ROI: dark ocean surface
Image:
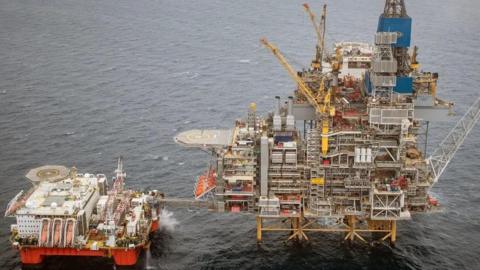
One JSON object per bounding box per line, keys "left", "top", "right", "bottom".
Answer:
{"left": 1, "top": 0, "right": 479, "bottom": 269}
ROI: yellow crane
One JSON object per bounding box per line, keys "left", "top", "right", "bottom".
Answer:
{"left": 260, "top": 38, "right": 323, "bottom": 113}
{"left": 303, "top": 3, "right": 327, "bottom": 71}
{"left": 331, "top": 46, "right": 343, "bottom": 73}
{"left": 410, "top": 45, "right": 419, "bottom": 71}
{"left": 260, "top": 38, "right": 333, "bottom": 156}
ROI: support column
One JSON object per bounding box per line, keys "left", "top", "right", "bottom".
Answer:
{"left": 287, "top": 216, "right": 308, "bottom": 241}
{"left": 344, "top": 215, "right": 355, "bottom": 241}
{"left": 290, "top": 218, "right": 296, "bottom": 238}
{"left": 296, "top": 217, "right": 303, "bottom": 241}
{"left": 260, "top": 136, "right": 269, "bottom": 197}
{"left": 391, "top": 220, "right": 397, "bottom": 244}
{"left": 344, "top": 215, "right": 366, "bottom": 243}
{"left": 256, "top": 216, "right": 262, "bottom": 242}
{"left": 304, "top": 120, "right": 307, "bottom": 139}
{"left": 350, "top": 216, "right": 355, "bottom": 241}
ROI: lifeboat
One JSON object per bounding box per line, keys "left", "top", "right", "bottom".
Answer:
{"left": 63, "top": 218, "right": 76, "bottom": 247}
{"left": 194, "top": 169, "right": 216, "bottom": 200}
{"left": 4, "top": 188, "right": 35, "bottom": 217}
{"left": 38, "top": 218, "right": 51, "bottom": 247}
{"left": 52, "top": 218, "right": 64, "bottom": 247}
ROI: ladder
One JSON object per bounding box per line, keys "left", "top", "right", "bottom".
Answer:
{"left": 428, "top": 97, "right": 480, "bottom": 183}
{"left": 306, "top": 128, "right": 321, "bottom": 169}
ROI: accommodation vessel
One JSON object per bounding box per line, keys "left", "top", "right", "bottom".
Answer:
{"left": 5, "top": 158, "right": 163, "bottom": 266}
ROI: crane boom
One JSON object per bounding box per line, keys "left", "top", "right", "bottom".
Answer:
{"left": 410, "top": 45, "right": 419, "bottom": 71}
{"left": 428, "top": 96, "right": 480, "bottom": 183}
{"left": 303, "top": 3, "right": 327, "bottom": 70}
{"left": 261, "top": 37, "right": 334, "bottom": 157}
{"left": 303, "top": 3, "right": 322, "bottom": 42}
{"left": 260, "top": 38, "right": 323, "bottom": 113}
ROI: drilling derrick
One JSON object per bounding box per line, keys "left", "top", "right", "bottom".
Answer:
{"left": 368, "top": 0, "right": 412, "bottom": 100}
{"left": 175, "top": 1, "right": 478, "bottom": 245}
{"left": 381, "top": 0, "right": 411, "bottom": 76}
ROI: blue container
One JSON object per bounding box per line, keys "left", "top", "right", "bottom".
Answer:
{"left": 274, "top": 135, "right": 292, "bottom": 144}
{"left": 364, "top": 71, "right": 373, "bottom": 94}
{"left": 394, "top": 76, "right": 413, "bottom": 94}
{"left": 377, "top": 16, "right": 412, "bottom": 48}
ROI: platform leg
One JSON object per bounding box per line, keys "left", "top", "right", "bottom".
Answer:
{"left": 390, "top": 220, "right": 397, "bottom": 245}
{"left": 295, "top": 218, "right": 301, "bottom": 241}
{"left": 344, "top": 215, "right": 354, "bottom": 241}
{"left": 256, "top": 216, "right": 262, "bottom": 242}
{"left": 297, "top": 217, "right": 306, "bottom": 241}
{"left": 350, "top": 216, "right": 356, "bottom": 241}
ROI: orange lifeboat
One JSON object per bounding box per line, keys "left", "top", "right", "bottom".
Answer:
{"left": 63, "top": 219, "right": 75, "bottom": 247}
{"left": 52, "top": 219, "right": 63, "bottom": 247}
{"left": 39, "top": 218, "right": 51, "bottom": 247}
{"left": 194, "top": 169, "right": 216, "bottom": 200}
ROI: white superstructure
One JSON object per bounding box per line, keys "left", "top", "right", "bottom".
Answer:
{"left": 324, "top": 42, "right": 373, "bottom": 79}
{"left": 13, "top": 168, "right": 103, "bottom": 238}
{"left": 6, "top": 160, "right": 164, "bottom": 267}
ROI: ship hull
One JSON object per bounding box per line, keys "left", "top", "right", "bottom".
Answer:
{"left": 18, "top": 246, "right": 142, "bottom": 266}
{"left": 16, "top": 219, "right": 159, "bottom": 266}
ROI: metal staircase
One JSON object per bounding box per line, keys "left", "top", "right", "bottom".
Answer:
{"left": 306, "top": 127, "right": 320, "bottom": 170}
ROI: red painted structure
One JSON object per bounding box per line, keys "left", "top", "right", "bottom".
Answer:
{"left": 15, "top": 219, "right": 159, "bottom": 266}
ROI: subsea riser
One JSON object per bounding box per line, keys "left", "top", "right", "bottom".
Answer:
{"left": 18, "top": 246, "right": 143, "bottom": 266}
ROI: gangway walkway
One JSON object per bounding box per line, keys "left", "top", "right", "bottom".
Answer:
{"left": 429, "top": 96, "right": 480, "bottom": 183}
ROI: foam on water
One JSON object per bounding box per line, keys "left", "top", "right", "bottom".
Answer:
{"left": 159, "top": 209, "right": 179, "bottom": 233}
{"left": 145, "top": 249, "right": 156, "bottom": 270}
{"left": 237, "top": 59, "right": 251, "bottom": 64}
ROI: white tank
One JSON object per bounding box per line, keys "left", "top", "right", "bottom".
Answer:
{"left": 366, "top": 148, "right": 372, "bottom": 163}
{"left": 354, "top": 148, "right": 361, "bottom": 163}
{"left": 360, "top": 148, "right": 367, "bottom": 163}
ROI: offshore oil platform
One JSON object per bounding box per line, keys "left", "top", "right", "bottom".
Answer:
{"left": 175, "top": 0, "right": 480, "bottom": 244}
